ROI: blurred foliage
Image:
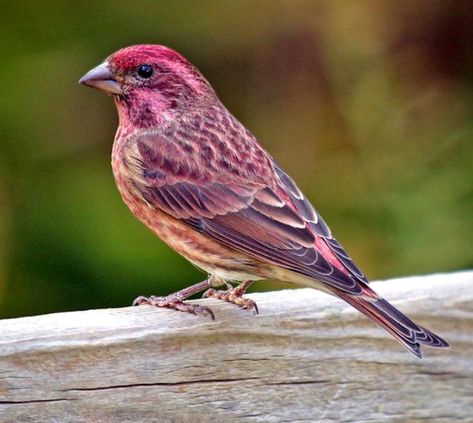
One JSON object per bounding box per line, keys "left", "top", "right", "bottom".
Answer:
{"left": 0, "top": 0, "right": 472, "bottom": 318}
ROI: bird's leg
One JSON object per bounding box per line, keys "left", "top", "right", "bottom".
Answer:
{"left": 203, "top": 280, "right": 258, "bottom": 314}
{"left": 133, "top": 278, "right": 216, "bottom": 319}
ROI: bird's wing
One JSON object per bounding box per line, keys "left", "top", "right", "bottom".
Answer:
{"left": 124, "top": 131, "right": 366, "bottom": 293}
{"left": 272, "top": 162, "right": 368, "bottom": 283}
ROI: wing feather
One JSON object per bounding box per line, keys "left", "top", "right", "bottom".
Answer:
{"left": 123, "top": 130, "right": 366, "bottom": 292}
{"left": 273, "top": 163, "right": 368, "bottom": 283}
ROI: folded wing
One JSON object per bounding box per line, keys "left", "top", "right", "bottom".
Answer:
{"left": 124, "top": 131, "right": 365, "bottom": 294}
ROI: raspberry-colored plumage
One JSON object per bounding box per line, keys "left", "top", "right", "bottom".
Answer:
{"left": 80, "top": 44, "right": 448, "bottom": 357}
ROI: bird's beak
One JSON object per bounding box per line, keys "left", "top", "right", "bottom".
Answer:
{"left": 79, "top": 62, "right": 123, "bottom": 95}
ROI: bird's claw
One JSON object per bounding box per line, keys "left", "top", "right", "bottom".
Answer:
{"left": 203, "top": 288, "right": 259, "bottom": 314}
{"left": 133, "top": 295, "right": 215, "bottom": 320}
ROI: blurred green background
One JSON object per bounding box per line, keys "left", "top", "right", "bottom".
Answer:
{"left": 1, "top": 1, "right": 472, "bottom": 318}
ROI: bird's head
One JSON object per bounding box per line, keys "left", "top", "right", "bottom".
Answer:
{"left": 79, "top": 44, "right": 216, "bottom": 128}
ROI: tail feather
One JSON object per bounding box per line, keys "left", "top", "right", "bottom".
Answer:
{"left": 336, "top": 286, "right": 449, "bottom": 358}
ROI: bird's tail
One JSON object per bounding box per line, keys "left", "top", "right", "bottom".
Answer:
{"left": 335, "top": 285, "right": 449, "bottom": 358}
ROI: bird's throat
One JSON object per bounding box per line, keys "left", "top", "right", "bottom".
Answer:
{"left": 113, "top": 93, "right": 175, "bottom": 131}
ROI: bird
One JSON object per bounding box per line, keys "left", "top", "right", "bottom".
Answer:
{"left": 79, "top": 44, "right": 448, "bottom": 358}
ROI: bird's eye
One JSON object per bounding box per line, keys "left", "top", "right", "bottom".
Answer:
{"left": 137, "top": 64, "right": 154, "bottom": 79}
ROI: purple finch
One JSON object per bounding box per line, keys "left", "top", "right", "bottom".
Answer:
{"left": 80, "top": 45, "right": 448, "bottom": 357}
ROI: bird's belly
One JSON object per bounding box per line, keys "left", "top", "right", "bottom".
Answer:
{"left": 113, "top": 170, "right": 261, "bottom": 282}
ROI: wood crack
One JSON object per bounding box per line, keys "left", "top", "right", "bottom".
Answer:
{"left": 61, "top": 377, "right": 261, "bottom": 392}
{"left": 266, "top": 379, "right": 330, "bottom": 386}
{"left": 0, "top": 398, "right": 71, "bottom": 405}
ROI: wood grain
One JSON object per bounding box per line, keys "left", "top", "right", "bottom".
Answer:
{"left": 1, "top": 271, "right": 472, "bottom": 422}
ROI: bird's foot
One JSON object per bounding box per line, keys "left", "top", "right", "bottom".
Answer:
{"left": 133, "top": 295, "right": 215, "bottom": 320}
{"left": 132, "top": 278, "right": 216, "bottom": 319}
{"left": 203, "top": 280, "right": 258, "bottom": 314}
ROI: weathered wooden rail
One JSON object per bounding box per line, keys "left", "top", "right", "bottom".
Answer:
{"left": 1, "top": 271, "right": 472, "bottom": 422}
